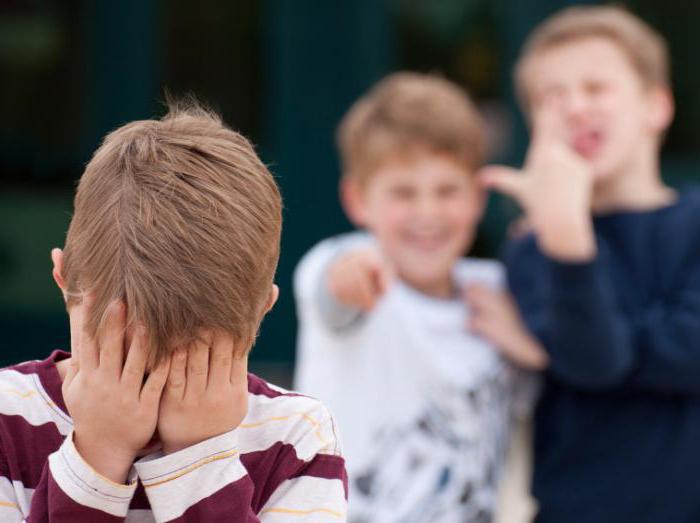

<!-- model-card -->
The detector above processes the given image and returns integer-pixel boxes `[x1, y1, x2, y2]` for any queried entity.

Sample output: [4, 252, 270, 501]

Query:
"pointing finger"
[478, 165, 527, 201]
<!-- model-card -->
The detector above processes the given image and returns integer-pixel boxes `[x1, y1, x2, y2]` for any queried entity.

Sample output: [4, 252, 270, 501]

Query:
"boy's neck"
[401, 273, 456, 300]
[591, 148, 675, 213]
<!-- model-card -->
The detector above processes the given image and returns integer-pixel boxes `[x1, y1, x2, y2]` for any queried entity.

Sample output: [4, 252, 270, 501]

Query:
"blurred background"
[2, 0, 699, 382]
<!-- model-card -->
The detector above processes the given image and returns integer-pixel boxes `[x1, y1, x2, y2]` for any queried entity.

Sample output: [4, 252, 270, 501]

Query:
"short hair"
[515, 5, 670, 111]
[62, 101, 282, 365]
[337, 72, 484, 184]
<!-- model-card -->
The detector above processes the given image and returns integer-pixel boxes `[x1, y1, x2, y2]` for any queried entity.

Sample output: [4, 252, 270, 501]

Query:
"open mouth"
[403, 231, 450, 252]
[571, 129, 604, 158]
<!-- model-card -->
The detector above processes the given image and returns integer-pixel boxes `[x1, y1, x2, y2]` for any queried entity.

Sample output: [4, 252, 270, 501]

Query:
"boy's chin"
[591, 163, 622, 184]
[586, 152, 627, 182]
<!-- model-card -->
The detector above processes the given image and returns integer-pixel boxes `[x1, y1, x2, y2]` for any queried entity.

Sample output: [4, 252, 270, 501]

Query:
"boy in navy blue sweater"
[477, 6, 700, 523]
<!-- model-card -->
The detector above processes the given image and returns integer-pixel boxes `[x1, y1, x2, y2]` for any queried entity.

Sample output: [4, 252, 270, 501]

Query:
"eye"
[436, 185, 460, 198]
[389, 186, 414, 200]
[536, 86, 565, 105]
[585, 80, 607, 96]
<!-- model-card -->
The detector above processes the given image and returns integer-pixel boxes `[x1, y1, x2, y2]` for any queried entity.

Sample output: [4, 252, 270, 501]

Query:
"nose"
[414, 194, 441, 223]
[562, 89, 590, 122]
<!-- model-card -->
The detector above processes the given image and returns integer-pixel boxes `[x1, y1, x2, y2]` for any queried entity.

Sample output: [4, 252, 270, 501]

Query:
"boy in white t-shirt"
[294, 72, 547, 523]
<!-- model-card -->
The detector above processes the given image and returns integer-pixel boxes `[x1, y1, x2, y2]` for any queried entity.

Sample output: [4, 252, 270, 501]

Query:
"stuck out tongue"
[572, 131, 602, 158]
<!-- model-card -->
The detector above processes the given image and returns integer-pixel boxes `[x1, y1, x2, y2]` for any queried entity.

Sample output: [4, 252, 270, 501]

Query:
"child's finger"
[465, 284, 496, 309]
[77, 293, 99, 371]
[208, 331, 233, 389]
[469, 315, 500, 342]
[531, 100, 565, 147]
[478, 166, 527, 200]
[474, 286, 502, 307]
[97, 301, 126, 376]
[370, 261, 391, 297]
[370, 250, 395, 297]
[142, 356, 170, 405]
[121, 325, 149, 391]
[186, 337, 210, 397]
[166, 350, 187, 400]
[354, 265, 378, 310]
[468, 314, 488, 336]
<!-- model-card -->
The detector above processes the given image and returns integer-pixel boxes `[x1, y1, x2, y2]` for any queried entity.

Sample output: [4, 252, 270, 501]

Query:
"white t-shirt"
[294, 232, 533, 523]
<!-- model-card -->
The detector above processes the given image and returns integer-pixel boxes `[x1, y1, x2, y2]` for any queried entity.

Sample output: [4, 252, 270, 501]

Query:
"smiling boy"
[294, 73, 546, 522]
[483, 6, 700, 523]
[0, 103, 347, 521]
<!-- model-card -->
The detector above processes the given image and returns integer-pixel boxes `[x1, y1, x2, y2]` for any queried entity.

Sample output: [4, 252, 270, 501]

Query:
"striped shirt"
[0, 350, 348, 522]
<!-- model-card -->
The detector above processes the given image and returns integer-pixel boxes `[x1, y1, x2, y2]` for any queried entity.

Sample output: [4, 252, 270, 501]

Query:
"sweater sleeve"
[507, 236, 700, 394]
[629, 256, 700, 392]
[538, 257, 636, 389]
[0, 432, 136, 522]
[134, 407, 348, 522]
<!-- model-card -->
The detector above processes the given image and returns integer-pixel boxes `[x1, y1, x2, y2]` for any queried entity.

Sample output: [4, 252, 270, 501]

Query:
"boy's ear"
[51, 248, 68, 301]
[647, 86, 675, 134]
[339, 177, 368, 227]
[265, 284, 279, 313]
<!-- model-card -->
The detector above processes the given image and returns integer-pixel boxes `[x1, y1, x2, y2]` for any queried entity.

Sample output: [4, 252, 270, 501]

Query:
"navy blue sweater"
[505, 189, 700, 523]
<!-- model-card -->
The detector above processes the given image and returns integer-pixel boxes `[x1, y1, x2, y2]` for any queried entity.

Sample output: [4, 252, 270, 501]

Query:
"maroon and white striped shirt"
[0, 350, 348, 522]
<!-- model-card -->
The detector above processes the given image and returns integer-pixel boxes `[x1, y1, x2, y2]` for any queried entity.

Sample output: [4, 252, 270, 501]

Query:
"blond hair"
[62, 102, 282, 365]
[337, 72, 484, 183]
[515, 5, 670, 110]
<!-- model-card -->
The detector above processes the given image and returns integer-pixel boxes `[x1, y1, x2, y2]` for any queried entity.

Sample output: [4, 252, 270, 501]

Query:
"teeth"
[404, 234, 447, 250]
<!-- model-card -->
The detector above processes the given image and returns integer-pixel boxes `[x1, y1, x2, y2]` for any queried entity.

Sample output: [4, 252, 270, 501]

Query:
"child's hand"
[157, 332, 248, 454]
[327, 247, 394, 311]
[480, 105, 596, 261]
[63, 297, 170, 483]
[465, 284, 549, 370]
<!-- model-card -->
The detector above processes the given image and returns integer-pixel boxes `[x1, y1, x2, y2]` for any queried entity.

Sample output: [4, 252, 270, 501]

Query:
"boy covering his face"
[0, 102, 348, 521]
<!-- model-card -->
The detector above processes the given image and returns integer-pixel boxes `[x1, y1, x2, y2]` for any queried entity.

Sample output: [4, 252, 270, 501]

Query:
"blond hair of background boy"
[483, 6, 700, 523]
[294, 72, 546, 523]
[0, 103, 347, 522]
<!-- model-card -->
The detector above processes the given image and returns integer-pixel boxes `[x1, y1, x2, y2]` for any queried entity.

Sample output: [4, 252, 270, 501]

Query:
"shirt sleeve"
[507, 236, 700, 394]
[256, 403, 348, 521]
[134, 407, 348, 522]
[3, 431, 136, 522]
[0, 439, 25, 523]
[314, 265, 365, 331]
